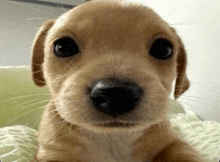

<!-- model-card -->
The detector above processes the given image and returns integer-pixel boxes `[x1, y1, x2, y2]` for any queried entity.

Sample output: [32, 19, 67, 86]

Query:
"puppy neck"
[80, 127, 144, 162]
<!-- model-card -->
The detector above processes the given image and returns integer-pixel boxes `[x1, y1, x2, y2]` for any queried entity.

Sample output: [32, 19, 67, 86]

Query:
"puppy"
[31, 0, 204, 161]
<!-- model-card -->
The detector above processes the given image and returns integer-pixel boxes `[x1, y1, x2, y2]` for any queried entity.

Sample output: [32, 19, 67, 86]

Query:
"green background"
[0, 66, 49, 130]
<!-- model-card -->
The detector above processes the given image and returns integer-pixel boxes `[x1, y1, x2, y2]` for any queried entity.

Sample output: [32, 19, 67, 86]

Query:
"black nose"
[90, 80, 143, 117]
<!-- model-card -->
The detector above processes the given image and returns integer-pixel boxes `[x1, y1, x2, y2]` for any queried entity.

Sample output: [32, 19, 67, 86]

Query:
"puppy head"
[32, 0, 189, 131]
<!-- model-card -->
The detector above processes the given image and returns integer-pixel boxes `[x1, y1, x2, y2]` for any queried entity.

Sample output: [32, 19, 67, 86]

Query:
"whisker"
[7, 106, 45, 125]
[14, 99, 49, 115]
[31, 116, 42, 128]
[179, 95, 212, 101]
[33, 78, 46, 84]
[9, 0, 57, 17]
[177, 100, 198, 109]
[0, 94, 50, 103]
[161, 8, 179, 19]
[51, 0, 67, 12]
[170, 19, 205, 26]
[32, 72, 71, 85]
[11, 97, 47, 111]
[170, 22, 193, 26]
[190, 81, 219, 84]
[32, 69, 44, 75]
[57, 118, 67, 132]
[61, 58, 72, 69]
[45, 109, 61, 126]
[26, 17, 49, 21]
[31, 63, 43, 67]
[179, 97, 212, 106]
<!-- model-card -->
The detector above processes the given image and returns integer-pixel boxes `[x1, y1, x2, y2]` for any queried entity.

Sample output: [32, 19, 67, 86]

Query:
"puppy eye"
[53, 37, 79, 57]
[149, 38, 173, 60]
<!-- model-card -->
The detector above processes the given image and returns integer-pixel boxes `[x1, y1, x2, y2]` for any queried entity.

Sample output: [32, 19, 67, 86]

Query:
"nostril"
[92, 95, 109, 109]
[90, 80, 143, 116]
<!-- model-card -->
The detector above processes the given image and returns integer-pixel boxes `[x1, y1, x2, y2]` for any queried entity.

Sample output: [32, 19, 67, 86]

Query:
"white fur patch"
[81, 128, 144, 162]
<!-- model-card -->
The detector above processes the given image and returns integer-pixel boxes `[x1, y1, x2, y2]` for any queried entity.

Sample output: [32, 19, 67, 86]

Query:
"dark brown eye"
[53, 37, 79, 57]
[149, 38, 173, 60]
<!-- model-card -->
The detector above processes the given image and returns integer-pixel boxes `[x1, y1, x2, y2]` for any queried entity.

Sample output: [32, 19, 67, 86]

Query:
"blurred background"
[0, 0, 220, 122]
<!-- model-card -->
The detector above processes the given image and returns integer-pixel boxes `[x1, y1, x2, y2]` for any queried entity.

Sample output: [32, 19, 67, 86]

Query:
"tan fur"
[32, 0, 204, 161]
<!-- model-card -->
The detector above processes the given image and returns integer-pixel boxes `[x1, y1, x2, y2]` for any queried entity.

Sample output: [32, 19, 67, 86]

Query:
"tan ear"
[174, 34, 190, 99]
[31, 19, 55, 87]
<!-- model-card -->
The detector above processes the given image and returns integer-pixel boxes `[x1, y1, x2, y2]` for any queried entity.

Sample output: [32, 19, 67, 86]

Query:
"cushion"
[0, 125, 37, 162]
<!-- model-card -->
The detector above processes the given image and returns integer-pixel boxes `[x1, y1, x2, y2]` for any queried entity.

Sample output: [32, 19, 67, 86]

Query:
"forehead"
[51, 1, 175, 49]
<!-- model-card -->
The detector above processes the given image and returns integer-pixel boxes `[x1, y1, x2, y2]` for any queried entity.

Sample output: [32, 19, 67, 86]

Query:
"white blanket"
[1, 112, 220, 162]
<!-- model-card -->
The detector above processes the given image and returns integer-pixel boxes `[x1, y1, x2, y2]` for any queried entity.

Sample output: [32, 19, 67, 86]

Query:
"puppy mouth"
[94, 121, 138, 128]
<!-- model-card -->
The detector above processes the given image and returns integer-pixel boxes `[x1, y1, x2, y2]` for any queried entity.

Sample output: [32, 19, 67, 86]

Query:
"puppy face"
[32, 0, 189, 131]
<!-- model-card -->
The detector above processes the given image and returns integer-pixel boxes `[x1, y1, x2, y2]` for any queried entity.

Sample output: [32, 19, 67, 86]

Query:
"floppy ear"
[174, 34, 190, 99]
[31, 19, 55, 87]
